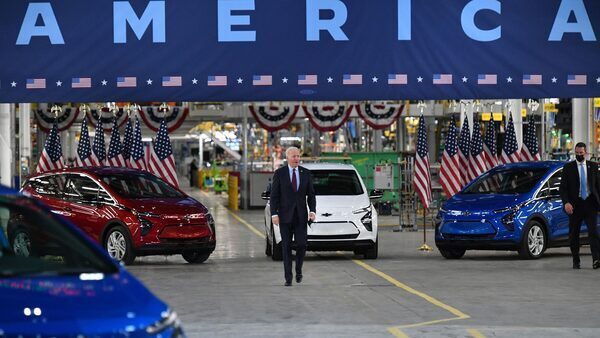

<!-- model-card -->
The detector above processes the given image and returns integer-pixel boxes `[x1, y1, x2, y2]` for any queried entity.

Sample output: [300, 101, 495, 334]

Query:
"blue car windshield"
[462, 168, 548, 194]
[0, 197, 118, 277]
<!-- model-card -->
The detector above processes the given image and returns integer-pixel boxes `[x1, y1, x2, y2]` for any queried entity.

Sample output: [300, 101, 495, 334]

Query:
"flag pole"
[414, 102, 433, 252]
[418, 205, 433, 252]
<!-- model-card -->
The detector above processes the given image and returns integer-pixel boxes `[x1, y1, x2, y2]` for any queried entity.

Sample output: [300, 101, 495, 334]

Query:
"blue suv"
[435, 161, 590, 259]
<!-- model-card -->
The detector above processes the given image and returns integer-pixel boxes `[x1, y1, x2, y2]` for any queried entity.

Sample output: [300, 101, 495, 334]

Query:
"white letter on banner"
[218, 0, 256, 42]
[549, 0, 596, 41]
[397, 0, 411, 40]
[16, 3, 65, 45]
[461, 0, 501, 42]
[113, 1, 166, 43]
[306, 0, 349, 41]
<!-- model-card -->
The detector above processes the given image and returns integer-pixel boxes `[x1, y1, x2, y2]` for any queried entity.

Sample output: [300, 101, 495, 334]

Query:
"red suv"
[21, 167, 216, 265]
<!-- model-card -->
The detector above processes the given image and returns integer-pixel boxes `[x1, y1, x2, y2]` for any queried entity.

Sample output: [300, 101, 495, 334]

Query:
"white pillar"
[373, 129, 382, 152]
[198, 136, 204, 170]
[242, 108, 249, 209]
[572, 98, 591, 150]
[0, 104, 14, 187]
[509, 99, 523, 148]
[19, 103, 32, 182]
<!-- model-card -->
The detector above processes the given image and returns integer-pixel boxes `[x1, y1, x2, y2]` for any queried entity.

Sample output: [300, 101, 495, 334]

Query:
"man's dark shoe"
[284, 281, 292, 286]
[573, 262, 581, 269]
[593, 260, 600, 269]
[296, 274, 303, 283]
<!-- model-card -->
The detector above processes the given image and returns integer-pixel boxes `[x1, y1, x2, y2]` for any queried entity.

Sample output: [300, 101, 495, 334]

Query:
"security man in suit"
[270, 147, 316, 286]
[559, 142, 600, 269]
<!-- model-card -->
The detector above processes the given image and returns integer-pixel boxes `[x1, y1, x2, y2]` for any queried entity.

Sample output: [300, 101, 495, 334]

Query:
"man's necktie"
[579, 163, 587, 199]
[292, 168, 298, 192]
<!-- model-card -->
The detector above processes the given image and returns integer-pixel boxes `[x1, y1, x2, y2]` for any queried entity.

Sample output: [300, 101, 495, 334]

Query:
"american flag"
[208, 75, 227, 86]
[458, 116, 471, 187]
[26, 78, 46, 89]
[567, 74, 587, 85]
[298, 75, 318, 85]
[117, 76, 137, 88]
[36, 121, 64, 173]
[388, 74, 408, 85]
[521, 115, 541, 161]
[149, 119, 179, 187]
[122, 118, 134, 167]
[75, 118, 99, 167]
[483, 120, 498, 170]
[72, 77, 92, 88]
[523, 74, 542, 85]
[253, 75, 272, 86]
[129, 117, 147, 171]
[501, 114, 521, 164]
[162, 76, 182, 87]
[439, 116, 461, 198]
[343, 74, 363, 85]
[413, 115, 432, 209]
[433, 74, 452, 85]
[468, 117, 487, 181]
[92, 118, 106, 166]
[477, 74, 497, 85]
[107, 118, 126, 167]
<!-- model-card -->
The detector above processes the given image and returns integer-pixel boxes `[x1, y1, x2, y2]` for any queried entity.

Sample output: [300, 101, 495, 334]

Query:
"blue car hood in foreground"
[443, 193, 529, 213]
[0, 269, 168, 336]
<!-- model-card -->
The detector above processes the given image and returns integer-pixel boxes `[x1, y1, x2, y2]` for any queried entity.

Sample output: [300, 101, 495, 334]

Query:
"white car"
[262, 163, 382, 260]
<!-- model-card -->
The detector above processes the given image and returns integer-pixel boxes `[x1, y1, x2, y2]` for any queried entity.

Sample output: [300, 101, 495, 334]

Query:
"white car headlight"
[352, 205, 371, 214]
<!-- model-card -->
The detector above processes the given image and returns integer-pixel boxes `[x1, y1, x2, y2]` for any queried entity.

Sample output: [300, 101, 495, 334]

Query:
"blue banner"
[0, 0, 599, 102]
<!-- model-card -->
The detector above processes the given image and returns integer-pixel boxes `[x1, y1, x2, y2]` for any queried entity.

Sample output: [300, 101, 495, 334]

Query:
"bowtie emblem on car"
[321, 213, 333, 217]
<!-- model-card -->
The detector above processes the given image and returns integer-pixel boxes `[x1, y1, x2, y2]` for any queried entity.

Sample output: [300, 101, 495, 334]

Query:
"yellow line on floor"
[352, 259, 470, 320]
[387, 327, 409, 338]
[468, 328, 486, 338]
[226, 209, 266, 239]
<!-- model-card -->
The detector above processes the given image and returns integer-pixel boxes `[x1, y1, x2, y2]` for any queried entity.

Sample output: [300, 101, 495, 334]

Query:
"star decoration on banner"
[596, 77, 600, 83]
[327, 77, 333, 83]
[462, 76, 468, 83]
[192, 78, 198, 84]
[101, 80, 107, 86]
[417, 76, 423, 82]
[237, 78, 243, 84]
[11, 81, 16, 87]
[551, 77, 557, 83]
[507, 77, 513, 83]
[146, 79, 153, 85]
[372, 77, 378, 83]
[282, 77, 288, 83]
[56, 81, 62, 87]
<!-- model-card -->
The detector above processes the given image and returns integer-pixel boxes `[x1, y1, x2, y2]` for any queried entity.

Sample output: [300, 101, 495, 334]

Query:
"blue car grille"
[440, 220, 498, 239]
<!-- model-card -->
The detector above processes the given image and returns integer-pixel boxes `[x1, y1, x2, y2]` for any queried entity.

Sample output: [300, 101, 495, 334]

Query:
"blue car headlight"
[146, 309, 183, 335]
[494, 205, 523, 231]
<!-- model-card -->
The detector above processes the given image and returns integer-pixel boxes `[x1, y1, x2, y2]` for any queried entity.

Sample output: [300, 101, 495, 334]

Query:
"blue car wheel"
[439, 247, 466, 259]
[518, 221, 547, 259]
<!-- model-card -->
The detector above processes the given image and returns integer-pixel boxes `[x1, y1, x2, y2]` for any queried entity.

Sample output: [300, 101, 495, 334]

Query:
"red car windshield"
[100, 173, 184, 199]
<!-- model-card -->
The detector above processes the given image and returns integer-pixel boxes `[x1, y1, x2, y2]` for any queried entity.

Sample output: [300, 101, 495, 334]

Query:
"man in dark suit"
[559, 142, 600, 269]
[270, 147, 316, 286]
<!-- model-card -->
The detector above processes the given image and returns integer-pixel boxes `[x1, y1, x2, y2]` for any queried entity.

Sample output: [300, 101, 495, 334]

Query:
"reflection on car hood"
[444, 193, 527, 212]
[125, 197, 208, 215]
[0, 269, 167, 334]
[316, 195, 370, 214]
